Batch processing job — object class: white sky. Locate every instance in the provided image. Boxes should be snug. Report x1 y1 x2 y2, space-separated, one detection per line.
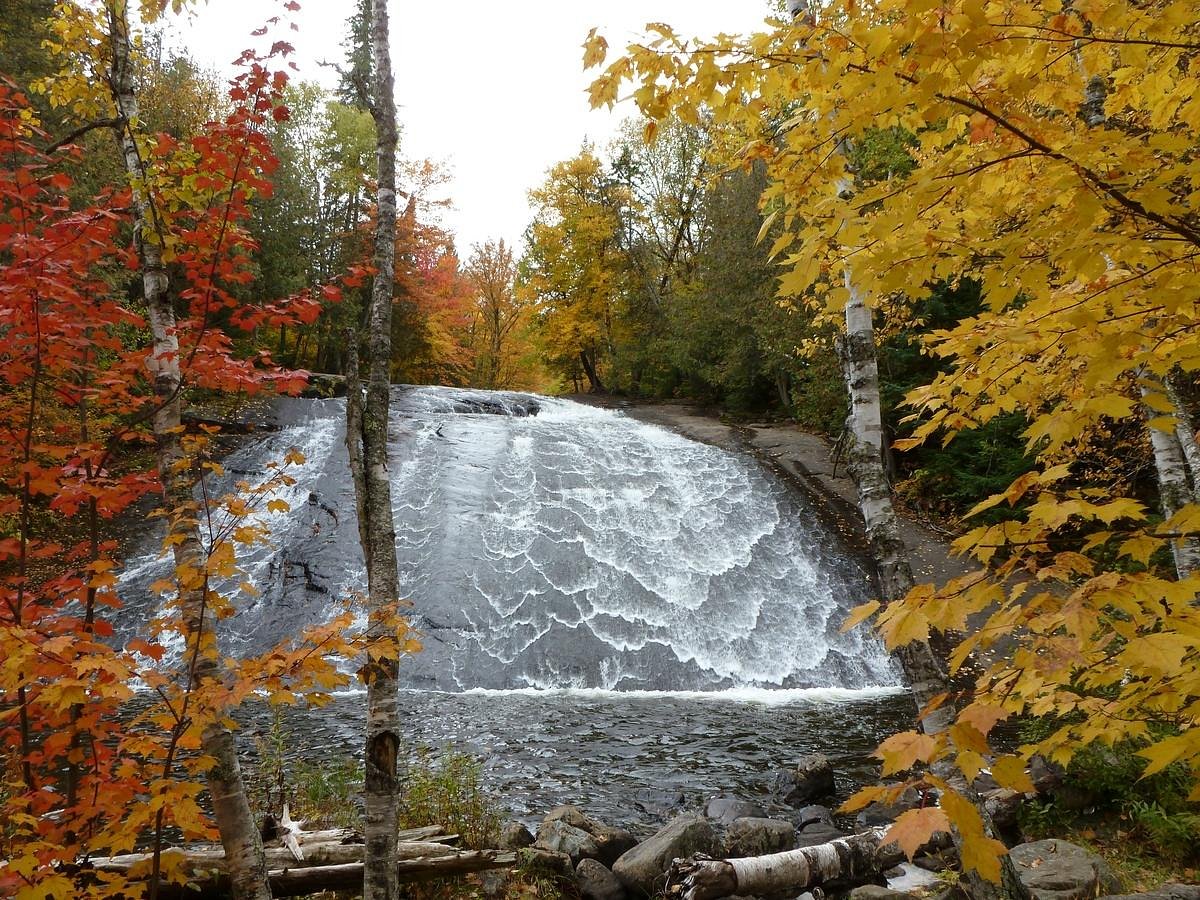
169 1 774 254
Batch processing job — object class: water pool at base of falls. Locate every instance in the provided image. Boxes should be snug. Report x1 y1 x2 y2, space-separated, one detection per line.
270 686 912 830
118 385 906 824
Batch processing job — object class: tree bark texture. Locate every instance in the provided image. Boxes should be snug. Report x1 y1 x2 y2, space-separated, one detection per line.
1164 373 1200 503
668 830 895 900
106 5 270 899
580 348 605 393
840 270 956 735
1142 378 1200 577
345 1 404 898
840 270 1030 900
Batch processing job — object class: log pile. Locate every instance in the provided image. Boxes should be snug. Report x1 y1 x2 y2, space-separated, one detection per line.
86 826 517 899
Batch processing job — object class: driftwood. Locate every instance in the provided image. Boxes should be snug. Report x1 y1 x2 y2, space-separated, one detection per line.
86 849 518 900
667 829 903 900
85 826 492 897
268 850 518 897
93 840 460 874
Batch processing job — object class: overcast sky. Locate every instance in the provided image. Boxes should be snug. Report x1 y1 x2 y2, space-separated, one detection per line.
171 1 773 254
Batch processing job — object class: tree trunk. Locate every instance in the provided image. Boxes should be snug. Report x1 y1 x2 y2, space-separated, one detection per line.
106 5 270 899
1142 378 1200 577
840 270 1029 900
668 830 895 900
1164 372 1200 501
345 2 403 898
579 348 605 393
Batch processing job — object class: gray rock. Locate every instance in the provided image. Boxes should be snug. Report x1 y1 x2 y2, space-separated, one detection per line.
850 886 917 900
499 821 535 850
982 787 1025 832
704 796 768 825
1028 756 1064 796
518 847 575 879
855 787 923 827
475 869 510 900
773 753 836 805
576 858 627 900
795 822 849 848
797 804 835 829
535 818 602 865
612 813 719 898
724 817 795 857
542 805 637 867
913 845 959 872
1101 886 1200 900
1011 839 1120 900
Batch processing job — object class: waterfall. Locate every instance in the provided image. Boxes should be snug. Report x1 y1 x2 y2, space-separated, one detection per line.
118 386 898 693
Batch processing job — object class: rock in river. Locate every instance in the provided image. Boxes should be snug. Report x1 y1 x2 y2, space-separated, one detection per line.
773 753 836 805
612 813 719 898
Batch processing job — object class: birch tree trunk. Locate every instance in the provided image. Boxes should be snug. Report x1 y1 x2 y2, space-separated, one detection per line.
669 830 891 900
106 4 270 898
840 272 957 730
1164 373 1200 501
840 268 1030 900
345 1 403 898
1141 378 1200 577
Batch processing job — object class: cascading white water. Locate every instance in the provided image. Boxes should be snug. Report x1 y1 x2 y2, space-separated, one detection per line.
117 386 898 694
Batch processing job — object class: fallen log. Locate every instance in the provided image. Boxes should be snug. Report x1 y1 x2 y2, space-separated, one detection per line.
667 829 902 900
93 839 459 874
270 850 519 898
90 850 519 900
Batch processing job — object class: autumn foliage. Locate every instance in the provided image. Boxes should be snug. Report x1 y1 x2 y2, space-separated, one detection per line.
0 7 404 895
586 0 1200 880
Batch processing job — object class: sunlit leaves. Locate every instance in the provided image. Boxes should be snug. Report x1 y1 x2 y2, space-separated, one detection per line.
883 807 950 861
587 0 1200 880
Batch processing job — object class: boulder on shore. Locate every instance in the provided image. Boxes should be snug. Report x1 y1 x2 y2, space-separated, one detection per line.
850 886 919 900
855 786 924 828
796 804 835 829
795 822 849 848
1010 839 1120 900
539 805 637 867
773 753 836 805
534 818 602 866
1100 886 1200 900
703 796 768 825
576 857 627 900
724 817 795 858
612 813 719 898
498 821 534 850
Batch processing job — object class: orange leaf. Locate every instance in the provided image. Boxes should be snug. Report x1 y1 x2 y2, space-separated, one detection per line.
876 731 938 775
883 807 951 860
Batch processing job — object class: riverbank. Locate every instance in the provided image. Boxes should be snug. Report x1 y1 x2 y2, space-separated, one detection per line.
571 396 975 592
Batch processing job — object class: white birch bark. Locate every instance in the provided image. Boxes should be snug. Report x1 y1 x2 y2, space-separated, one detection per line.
1164 374 1200 502
344 1 403 898
106 3 270 898
1141 378 1200 577
669 830 889 900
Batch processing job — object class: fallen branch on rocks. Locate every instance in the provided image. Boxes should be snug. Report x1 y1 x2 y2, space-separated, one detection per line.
84 849 518 899
667 829 903 900
93 839 461 874
83 827 503 898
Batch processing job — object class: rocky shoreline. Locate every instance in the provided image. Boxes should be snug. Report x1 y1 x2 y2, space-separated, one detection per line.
476 751 1179 900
